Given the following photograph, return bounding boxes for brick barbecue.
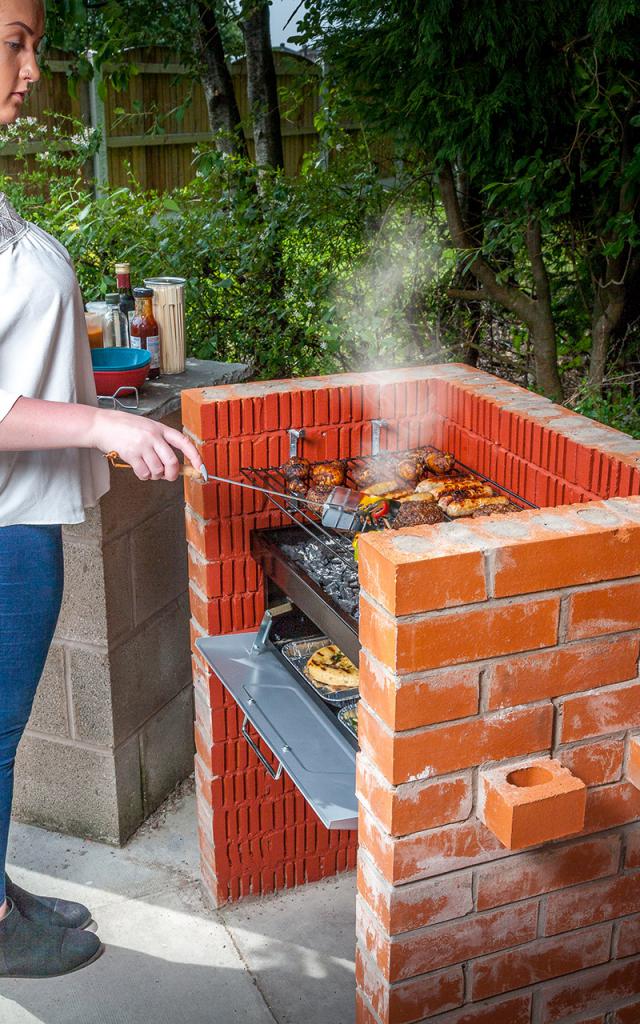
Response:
[182,364,640,1023]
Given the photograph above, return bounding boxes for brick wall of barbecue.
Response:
[181,381,433,903]
[355,498,640,1024]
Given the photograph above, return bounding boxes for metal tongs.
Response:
[104,451,209,481]
[104,453,393,534]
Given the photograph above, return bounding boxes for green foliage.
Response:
[5,137,453,378]
[572,381,640,438]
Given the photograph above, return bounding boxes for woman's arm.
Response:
[0,397,203,482]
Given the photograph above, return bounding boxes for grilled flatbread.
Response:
[306,644,359,691]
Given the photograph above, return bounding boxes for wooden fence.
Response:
[0,46,332,189]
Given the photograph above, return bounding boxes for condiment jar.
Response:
[130,287,160,378]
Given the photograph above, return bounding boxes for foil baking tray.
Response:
[337,701,359,740]
[278,638,360,706]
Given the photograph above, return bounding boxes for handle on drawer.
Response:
[242,716,284,780]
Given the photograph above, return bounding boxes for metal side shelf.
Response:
[195,628,358,831]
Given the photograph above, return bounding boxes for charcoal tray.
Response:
[277,638,360,707]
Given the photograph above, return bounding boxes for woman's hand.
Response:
[89,408,203,482]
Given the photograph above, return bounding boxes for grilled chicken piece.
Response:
[416,475,481,497]
[446,496,510,517]
[392,501,447,529]
[282,457,310,494]
[305,486,333,512]
[471,501,522,517]
[310,460,346,489]
[286,478,308,497]
[437,483,495,509]
[351,459,378,489]
[388,453,422,485]
[352,457,396,489]
[422,451,455,475]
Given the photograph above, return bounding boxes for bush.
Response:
[1,120,462,378]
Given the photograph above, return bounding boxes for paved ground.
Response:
[0,779,356,1024]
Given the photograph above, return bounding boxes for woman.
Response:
[0,0,202,978]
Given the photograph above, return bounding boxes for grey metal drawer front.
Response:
[195,631,358,830]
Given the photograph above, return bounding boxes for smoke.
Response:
[332,209,446,372]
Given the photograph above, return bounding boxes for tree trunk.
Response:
[588,105,639,394]
[241,1,284,170]
[439,162,563,401]
[589,275,626,392]
[196,1,247,156]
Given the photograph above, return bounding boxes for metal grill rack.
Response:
[241,442,537,563]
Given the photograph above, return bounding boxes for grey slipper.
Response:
[5,875,92,930]
[0,900,103,978]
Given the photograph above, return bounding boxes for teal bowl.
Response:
[92,347,151,396]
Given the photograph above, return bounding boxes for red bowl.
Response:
[93,363,150,397]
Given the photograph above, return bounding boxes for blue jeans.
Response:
[0,526,63,905]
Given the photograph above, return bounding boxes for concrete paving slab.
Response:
[221,873,357,1024]
[0,780,356,1024]
[0,885,275,1024]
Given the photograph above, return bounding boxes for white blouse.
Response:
[0,194,110,526]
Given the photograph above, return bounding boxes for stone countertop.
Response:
[99,357,252,421]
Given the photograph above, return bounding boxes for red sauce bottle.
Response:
[130,287,160,379]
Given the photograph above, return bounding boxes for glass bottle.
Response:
[115,262,135,346]
[130,287,160,378]
[105,292,120,347]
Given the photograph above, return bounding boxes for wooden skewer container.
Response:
[144,277,187,374]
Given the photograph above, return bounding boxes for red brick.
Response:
[615,1001,640,1023]
[545,871,640,935]
[616,914,640,958]
[567,579,640,640]
[486,635,639,709]
[584,783,640,834]
[360,595,560,673]
[626,829,640,868]
[355,993,378,1024]
[476,834,621,910]
[359,807,511,885]
[356,756,472,836]
[471,923,611,999]
[539,958,640,1022]
[629,736,640,791]
[357,853,473,935]
[359,652,479,731]
[492,517,640,598]
[480,757,587,851]
[356,946,464,1024]
[560,682,640,742]
[558,737,625,785]
[358,529,487,617]
[358,898,538,982]
[359,702,554,784]
[408,994,532,1024]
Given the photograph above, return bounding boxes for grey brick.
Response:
[103,532,134,644]
[26,643,69,739]
[13,735,122,843]
[109,594,192,746]
[67,645,114,747]
[129,501,188,626]
[55,541,108,646]
[140,684,195,817]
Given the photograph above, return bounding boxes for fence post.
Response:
[88,51,109,193]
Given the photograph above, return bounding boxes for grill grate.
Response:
[241,445,536,562]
